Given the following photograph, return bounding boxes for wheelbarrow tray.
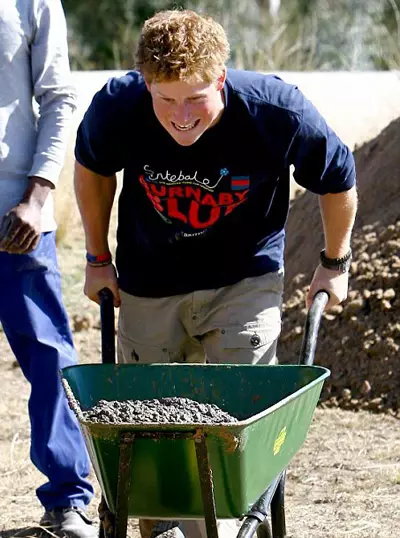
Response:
[62,363,329,519]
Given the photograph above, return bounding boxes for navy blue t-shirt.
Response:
[75,69,355,297]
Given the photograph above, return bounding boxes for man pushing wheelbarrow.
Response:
[73,8,357,538]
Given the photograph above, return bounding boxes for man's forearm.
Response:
[74,161,116,254]
[319,186,357,258]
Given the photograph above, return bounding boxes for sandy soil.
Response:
[1,71,400,538]
[1,338,399,538]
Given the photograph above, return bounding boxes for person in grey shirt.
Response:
[0,2,96,536]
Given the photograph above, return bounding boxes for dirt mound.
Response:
[280,117,400,414]
[284,116,400,295]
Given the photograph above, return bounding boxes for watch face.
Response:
[344,259,352,272]
[339,262,350,273]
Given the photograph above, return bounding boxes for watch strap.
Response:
[320,248,352,272]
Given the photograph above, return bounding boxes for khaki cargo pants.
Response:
[117,271,284,538]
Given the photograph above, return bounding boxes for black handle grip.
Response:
[99,288,116,365]
[298,290,329,366]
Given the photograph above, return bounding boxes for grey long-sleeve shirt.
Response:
[0,0,77,231]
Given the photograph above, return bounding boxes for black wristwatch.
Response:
[320,248,352,273]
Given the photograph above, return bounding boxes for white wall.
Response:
[71,70,400,150]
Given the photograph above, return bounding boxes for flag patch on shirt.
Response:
[231,176,250,190]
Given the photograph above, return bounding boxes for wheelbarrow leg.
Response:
[114,432,134,538]
[194,435,219,538]
[98,289,122,538]
[270,472,286,538]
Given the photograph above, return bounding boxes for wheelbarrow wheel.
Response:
[256,520,273,538]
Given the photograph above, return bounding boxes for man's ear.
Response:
[216,68,227,91]
[144,79,152,92]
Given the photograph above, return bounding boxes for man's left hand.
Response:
[307,263,349,310]
[0,201,42,254]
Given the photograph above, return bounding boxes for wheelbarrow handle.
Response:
[99,287,116,365]
[298,290,329,366]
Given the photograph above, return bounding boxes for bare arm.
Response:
[74,161,120,306]
[319,186,357,258]
[307,186,358,309]
[74,161,116,254]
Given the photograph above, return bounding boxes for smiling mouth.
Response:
[171,119,200,132]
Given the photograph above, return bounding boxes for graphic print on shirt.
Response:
[139,164,250,235]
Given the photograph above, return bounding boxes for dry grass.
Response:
[1,174,400,536]
[285,409,400,538]
[1,348,399,538]
[1,72,400,538]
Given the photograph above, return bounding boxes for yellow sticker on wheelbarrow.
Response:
[273,427,287,455]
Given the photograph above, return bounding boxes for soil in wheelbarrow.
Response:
[280,116,400,414]
[82,397,239,425]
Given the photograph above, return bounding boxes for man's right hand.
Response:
[84,263,121,307]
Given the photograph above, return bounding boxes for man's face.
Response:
[146,72,226,146]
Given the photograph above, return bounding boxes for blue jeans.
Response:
[0,232,94,510]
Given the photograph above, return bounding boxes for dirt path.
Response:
[1,329,399,537]
[1,73,400,536]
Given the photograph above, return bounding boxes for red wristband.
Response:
[86,252,112,267]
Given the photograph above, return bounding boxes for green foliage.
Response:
[371,0,400,69]
[63,0,400,71]
[381,0,400,33]
[63,0,181,69]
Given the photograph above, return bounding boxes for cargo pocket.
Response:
[117,331,169,364]
[215,321,282,365]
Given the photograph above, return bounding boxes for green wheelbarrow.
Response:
[61,290,330,538]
